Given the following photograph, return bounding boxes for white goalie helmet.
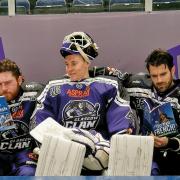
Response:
[60,31,99,63]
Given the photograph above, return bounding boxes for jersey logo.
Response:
[11,105,24,119]
[0,120,31,152]
[66,86,90,97]
[76,83,83,89]
[62,100,100,130]
[0,137,32,152]
[50,85,61,97]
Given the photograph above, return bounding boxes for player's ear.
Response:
[171,65,175,76]
[17,75,24,86]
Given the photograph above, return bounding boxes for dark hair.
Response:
[0,59,22,79]
[145,49,174,71]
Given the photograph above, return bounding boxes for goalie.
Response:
[30,31,136,175]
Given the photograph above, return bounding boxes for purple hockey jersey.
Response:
[32,76,134,139]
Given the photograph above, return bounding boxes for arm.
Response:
[105,78,136,136]
[89,66,152,88]
[153,134,180,152]
[89,66,129,81]
[30,82,60,127]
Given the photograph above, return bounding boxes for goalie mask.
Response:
[60,32,98,63]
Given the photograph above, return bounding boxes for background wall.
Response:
[0,11,180,83]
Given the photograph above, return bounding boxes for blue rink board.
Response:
[0,177,180,180]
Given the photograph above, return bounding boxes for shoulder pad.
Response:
[22,82,45,92]
[124,73,152,88]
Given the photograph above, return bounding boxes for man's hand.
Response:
[151,134,169,148]
[116,128,133,135]
[106,67,129,81]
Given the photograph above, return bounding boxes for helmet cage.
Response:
[60,32,98,61]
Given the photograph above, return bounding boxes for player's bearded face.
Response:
[149,64,175,93]
[0,72,23,101]
[65,54,90,81]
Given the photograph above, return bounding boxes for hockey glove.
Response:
[106,67,129,81]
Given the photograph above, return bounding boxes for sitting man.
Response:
[0,59,44,175]
[90,49,180,175]
[31,31,136,175]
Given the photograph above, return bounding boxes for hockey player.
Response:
[91,49,180,175]
[142,49,180,175]
[31,31,135,174]
[0,59,44,175]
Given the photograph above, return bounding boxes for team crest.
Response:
[62,100,100,130]
[0,120,32,152]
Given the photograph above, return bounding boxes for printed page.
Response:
[143,100,153,133]
[151,102,178,137]
[0,96,15,131]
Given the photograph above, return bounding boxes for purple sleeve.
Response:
[31,85,58,126]
[106,87,135,135]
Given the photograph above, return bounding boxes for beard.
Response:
[154,76,174,93]
[2,85,20,102]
